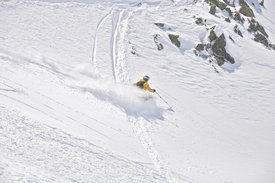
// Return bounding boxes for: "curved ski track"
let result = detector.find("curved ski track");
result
[92,9,113,75]
[92,8,131,83]
[111,9,131,84]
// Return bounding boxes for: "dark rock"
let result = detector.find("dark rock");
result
[229,36,235,43]
[154,23,164,29]
[168,34,181,48]
[223,0,235,7]
[157,43,164,50]
[225,17,231,23]
[234,12,244,23]
[212,34,235,64]
[217,1,227,10]
[248,18,268,37]
[226,54,235,64]
[260,0,264,7]
[239,0,255,17]
[213,34,226,50]
[225,53,235,64]
[254,33,269,47]
[209,5,216,15]
[234,12,241,21]
[234,25,243,37]
[222,0,234,7]
[195,17,204,25]
[222,0,229,5]
[195,43,205,51]
[206,43,212,50]
[153,34,164,50]
[131,46,136,55]
[215,56,226,66]
[234,11,244,23]
[205,0,227,10]
[209,30,217,42]
[225,7,233,16]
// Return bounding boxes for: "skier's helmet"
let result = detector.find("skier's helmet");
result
[143,75,150,81]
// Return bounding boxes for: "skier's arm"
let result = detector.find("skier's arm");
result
[144,83,155,92]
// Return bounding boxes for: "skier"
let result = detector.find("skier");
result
[133,75,156,93]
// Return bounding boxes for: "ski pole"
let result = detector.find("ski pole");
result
[155,91,173,110]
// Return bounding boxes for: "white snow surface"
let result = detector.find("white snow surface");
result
[0,0,275,183]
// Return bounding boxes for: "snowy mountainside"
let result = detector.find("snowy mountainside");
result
[0,0,275,183]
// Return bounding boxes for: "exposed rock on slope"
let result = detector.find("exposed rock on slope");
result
[168,34,181,48]
[212,34,235,65]
[153,34,164,51]
[239,0,255,17]
[195,29,234,66]
[152,0,274,69]
[194,0,275,67]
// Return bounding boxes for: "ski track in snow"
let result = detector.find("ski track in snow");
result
[114,9,133,84]
[0,107,166,183]
[128,117,177,183]
[92,8,131,83]
[92,9,114,75]
[111,9,123,82]
[111,9,131,84]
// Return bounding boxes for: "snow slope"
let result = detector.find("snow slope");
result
[0,0,275,183]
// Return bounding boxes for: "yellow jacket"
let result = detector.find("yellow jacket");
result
[133,79,155,93]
